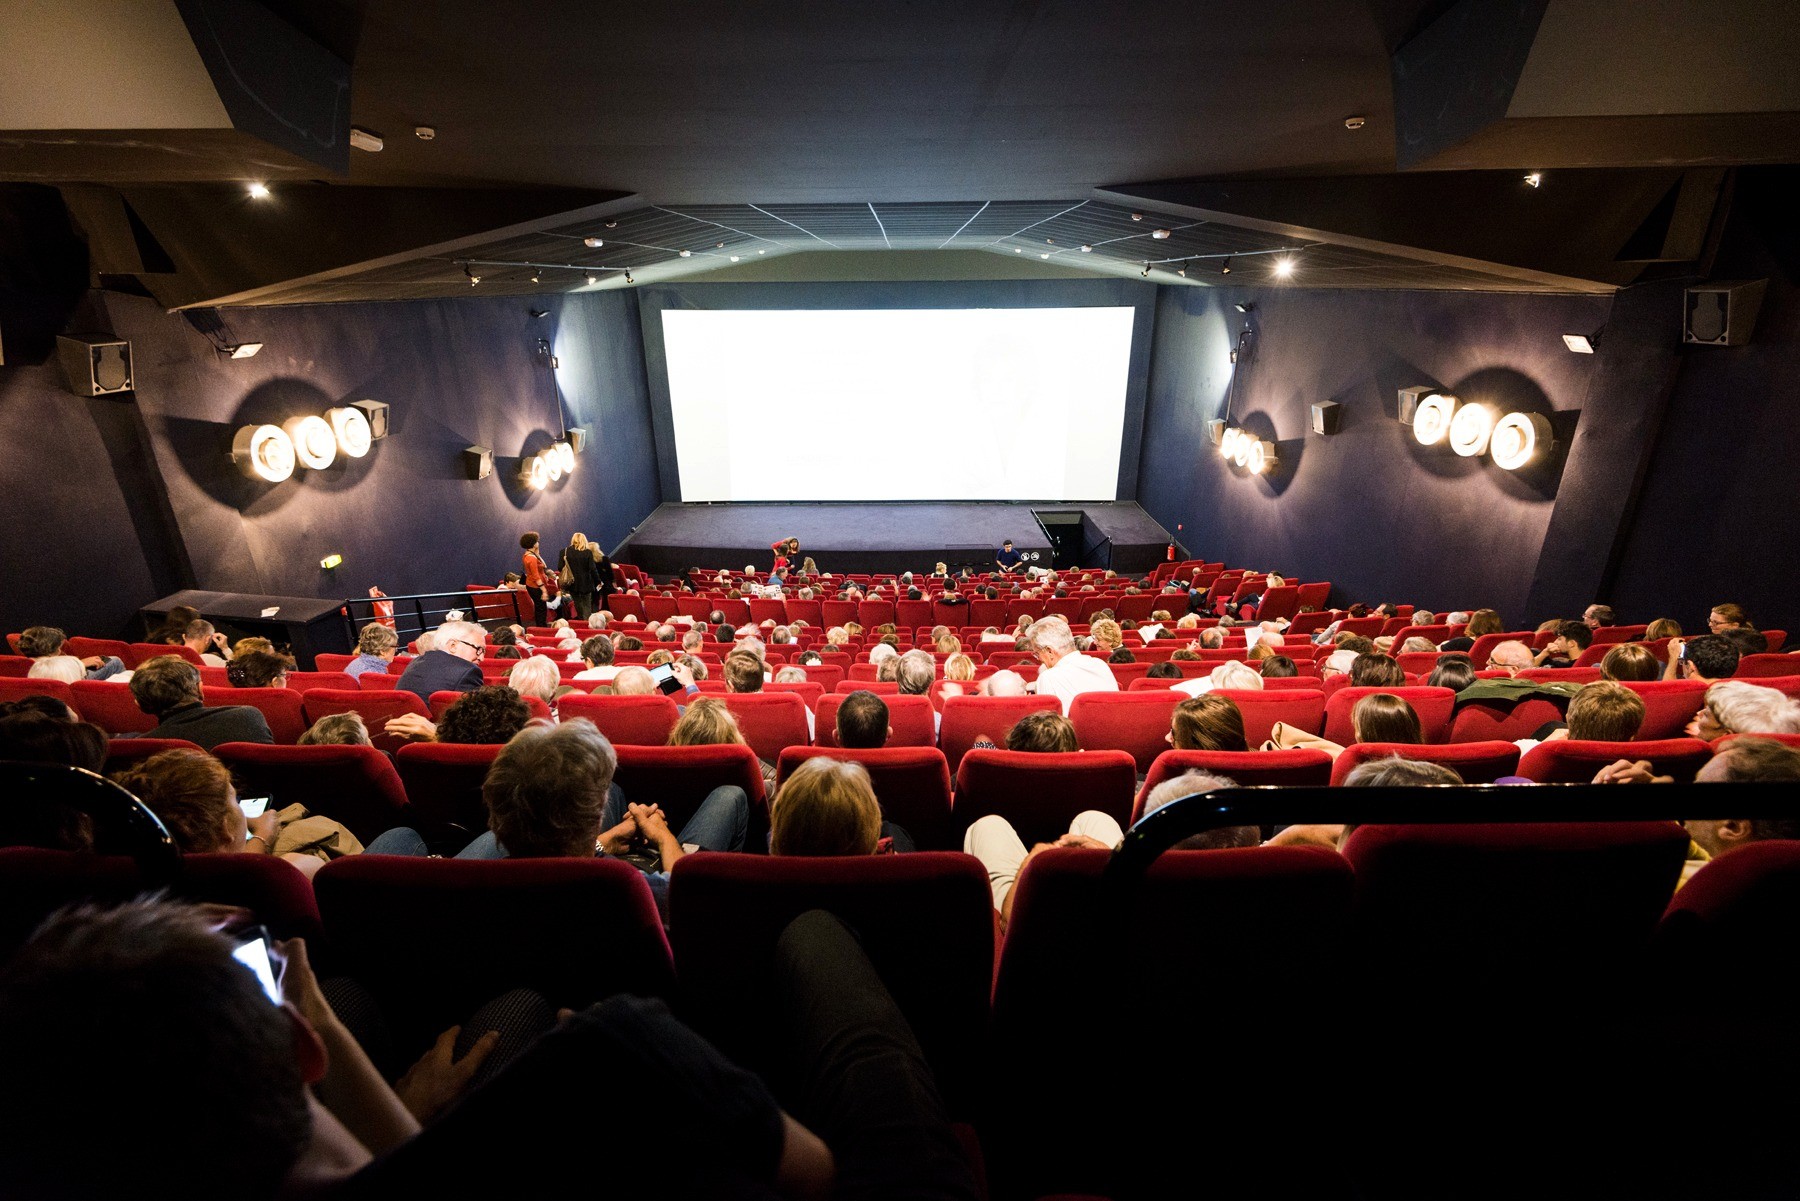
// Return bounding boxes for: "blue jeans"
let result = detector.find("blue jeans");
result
[452,783,750,860]
[84,657,126,682]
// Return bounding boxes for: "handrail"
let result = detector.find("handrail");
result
[340,587,526,647]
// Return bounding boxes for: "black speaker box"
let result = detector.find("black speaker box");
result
[1397,385,1433,424]
[1684,280,1766,346]
[463,445,493,480]
[57,334,133,395]
[1311,401,1342,435]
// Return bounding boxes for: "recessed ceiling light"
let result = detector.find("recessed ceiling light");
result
[730,255,740,262]
[757,249,765,254]
[1152,229,1171,240]
[1080,245,1092,252]
[1177,264,1187,276]
[1220,258,1232,274]
[584,236,603,247]
[1014,247,1022,253]
[1045,238,1055,244]
[679,249,691,257]
[1344,115,1366,130]
[349,127,383,152]
[1131,212,1144,222]
[1040,252,1050,258]
[414,125,436,140]
[586,273,598,286]
[604,221,618,228]
[247,182,270,199]
[1272,257,1295,279]
[529,270,540,283]
[1524,172,1543,188]
[716,242,725,249]
[624,271,634,284]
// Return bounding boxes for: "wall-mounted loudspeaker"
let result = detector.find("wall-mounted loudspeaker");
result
[1311,401,1342,435]
[1683,280,1767,346]
[568,426,589,454]
[1206,418,1227,445]
[351,399,390,440]
[1397,385,1433,425]
[57,335,133,395]
[463,445,493,480]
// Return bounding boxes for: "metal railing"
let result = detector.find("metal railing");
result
[340,587,527,648]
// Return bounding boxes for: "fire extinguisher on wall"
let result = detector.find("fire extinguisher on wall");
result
[1167,523,1181,561]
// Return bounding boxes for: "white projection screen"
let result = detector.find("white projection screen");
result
[662,307,1136,501]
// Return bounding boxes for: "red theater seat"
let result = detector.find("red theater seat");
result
[285,670,358,692]
[719,693,811,763]
[1068,691,1182,772]
[1448,695,1570,743]
[775,746,956,850]
[936,695,1061,772]
[300,689,431,755]
[1516,737,1712,783]
[202,686,307,743]
[952,748,1136,845]
[556,693,681,745]
[1735,653,1800,678]
[1328,740,1521,786]
[393,742,503,840]
[126,643,203,667]
[610,744,767,837]
[1210,688,1327,745]
[68,680,154,734]
[1324,686,1456,744]
[1620,680,1709,740]
[103,737,204,772]
[212,742,412,844]
[427,690,551,723]
[814,693,935,748]
[1130,749,1333,821]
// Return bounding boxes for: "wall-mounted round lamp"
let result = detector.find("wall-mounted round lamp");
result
[1246,439,1276,474]
[552,439,575,476]
[1231,430,1255,468]
[1448,402,1496,457]
[326,406,373,458]
[1490,412,1553,470]
[232,424,296,482]
[283,415,338,470]
[1411,393,1460,446]
[520,454,550,490]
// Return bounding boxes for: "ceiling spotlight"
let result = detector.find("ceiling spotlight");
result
[1562,331,1600,354]
[1448,402,1497,457]
[715,242,725,249]
[586,273,598,286]
[1220,258,1232,275]
[1412,393,1460,446]
[463,263,480,286]
[543,447,564,484]
[1232,431,1254,469]
[584,236,604,247]
[1177,263,1187,277]
[1247,439,1276,474]
[414,125,436,140]
[1152,229,1172,240]
[520,454,549,491]
[604,221,618,228]
[1131,212,1144,222]
[624,271,634,284]
[1344,115,1367,130]
[320,553,344,570]
[283,415,338,470]
[1524,172,1543,188]
[1080,244,1093,252]
[1040,252,1050,259]
[1014,247,1023,253]
[326,406,374,458]
[1491,412,1552,470]
[1140,263,1151,277]
[529,270,540,283]
[1272,257,1295,279]
[220,342,263,359]
[730,255,740,262]
[247,182,271,199]
[1045,238,1055,245]
[679,249,692,258]
[232,424,295,482]
[757,249,765,254]
[349,126,384,153]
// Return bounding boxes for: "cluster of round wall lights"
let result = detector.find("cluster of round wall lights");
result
[232,402,386,482]
[520,440,577,490]
[1218,426,1277,474]
[1410,393,1552,470]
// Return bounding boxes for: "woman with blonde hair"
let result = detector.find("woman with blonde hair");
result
[934,633,962,656]
[1091,619,1123,654]
[944,653,976,682]
[563,532,601,621]
[770,757,892,856]
[1174,658,1262,698]
[669,697,777,792]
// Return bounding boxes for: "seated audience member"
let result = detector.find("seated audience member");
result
[669,697,777,792]
[297,711,371,746]
[182,620,235,666]
[964,800,1124,928]
[1145,661,1183,681]
[234,635,276,658]
[27,655,84,683]
[1441,609,1502,653]
[1350,653,1406,688]
[1400,636,1439,655]
[144,604,203,646]
[1345,758,1462,787]
[611,666,660,697]
[725,649,766,693]
[1108,646,1136,664]
[933,633,962,656]
[507,656,561,713]
[1583,604,1617,630]
[346,623,399,679]
[1334,634,1376,656]
[574,634,618,682]
[1138,771,1260,848]
[1266,692,1421,758]
[1521,681,1645,751]
[868,642,899,669]
[1645,617,1682,640]
[1168,693,1249,752]
[1600,643,1661,682]
[1487,640,1535,675]
[231,650,293,689]
[646,649,674,669]
[1197,628,1227,651]
[770,757,912,855]
[1005,710,1079,754]
[1260,655,1298,678]
[0,700,109,850]
[1174,659,1262,698]
[394,620,485,703]
[1687,680,1800,740]
[772,665,808,685]
[112,748,359,879]
[835,690,890,750]
[1029,618,1117,713]
[896,650,935,698]
[681,627,706,654]
[875,658,900,683]
[982,669,1029,698]
[128,656,272,750]
[1319,648,1358,679]
[385,685,532,745]
[18,625,125,681]
[1674,738,1800,879]
[1664,633,1741,683]
[796,650,823,668]
[1091,619,1124,655]
[486,627,522,661]
[943,653,976,683]
[1708,603,1752,634]
[1426,654,1477,693]
[1721,627,1772,662]
[1534,620,1593,669]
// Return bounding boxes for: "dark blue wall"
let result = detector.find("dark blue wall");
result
[1138,284,1614,625]
[0,288,659,638]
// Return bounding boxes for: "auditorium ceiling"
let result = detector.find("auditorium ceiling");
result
[1,0,1795,307]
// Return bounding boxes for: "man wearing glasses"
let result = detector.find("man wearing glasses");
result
[395,619,487,703]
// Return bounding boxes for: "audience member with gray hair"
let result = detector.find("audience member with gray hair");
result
[507,656,561,709]
[1486,640,1534,674]
[347,623,399,679]
[1028,617,1117,714]
[395,620,485,703]
[1688,680,1800,740]
[1141,771,1261,849]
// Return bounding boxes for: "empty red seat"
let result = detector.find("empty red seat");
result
[126,643,203,668]
[62,637,132,663]
[952,748,1137,845]
[1590,624,1648,644]
[285,670,358,692]
[1210,688,1327,745]
[213,741,412,843]
[393,742,503,840]
[610,743,768,838]
[1130,748,1333,821]
[102,737,204,772]
[1323,686,1456,744]
[717,693,810,763]
[68,680,154,734]
[356,673,401,690]
[300,688,431,755]
[1517,737,1711,783]
[202,686,307,743]
[1328,740,1521,786]
[775,746,956,850]
[0,677,76,710]
[936,695,1061,772]
[764,680,824,711]
[0,655,31,678]
[814,692,935,748]
[315,855,672,1057]
[858,599,896,627]
[1068,691,1182,772]
[1735,653,1800,679]
[747,598,788,624]
[1620,680,1709,740]
[667,851,993,1116]
[556,693,681,745]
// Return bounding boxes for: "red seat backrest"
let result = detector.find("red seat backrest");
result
[952,748,1137,845]
[1131,748,1333,821]
[1210,688,1327,745]
[202,686,307,743]
[212,741,412,844]
[1590,624,1648,645]
[935,694,1061,773]
[393,742,503,841]
[67,680,154,734]
[1619,680,1710,740]
[300,689,431,755]
[357,673,400,690]
[127,643,203,668]
[858,600,896,627]
[426,690,550,723]
[286,670,357,692]
[774,746,956,850]
[610,743,767,836]
[314,855,671,1055]
[667,851,993,1117]
[720,693,811,764]
[1328,740,1522,786]
[556,693,681,746]
[813,693,935,748]
[1735,653,1800,679]
[1324,686,1457,744]
[1517,737,1712,783]
[1067,691,1182,772]
[1465,632,1538,669]
[101,737,205,772]
[794,663,844,691]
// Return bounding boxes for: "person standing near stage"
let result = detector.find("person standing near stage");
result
[996,539,1023,574]
[564,533,601,621]
[771,537,799,574]
[521,532,553,626]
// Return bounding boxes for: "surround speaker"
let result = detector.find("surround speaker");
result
[1310,401,1342,435]
[1683,280,1766,346]
[1206,418,1227,444]
[462,445,493,480]
[57,335,133,395]
[1397,385,1434,424]
[351,399,390,440]
[568,426,589,454]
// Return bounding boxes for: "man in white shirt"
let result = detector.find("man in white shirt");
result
[1028,618,1117,714]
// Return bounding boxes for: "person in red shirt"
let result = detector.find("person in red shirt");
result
[770,537,799,574]
[520,531,552,625]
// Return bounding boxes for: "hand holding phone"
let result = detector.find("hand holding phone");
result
[231,926,284,1005]
[649,663,684,695]
[238,796,270,820]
